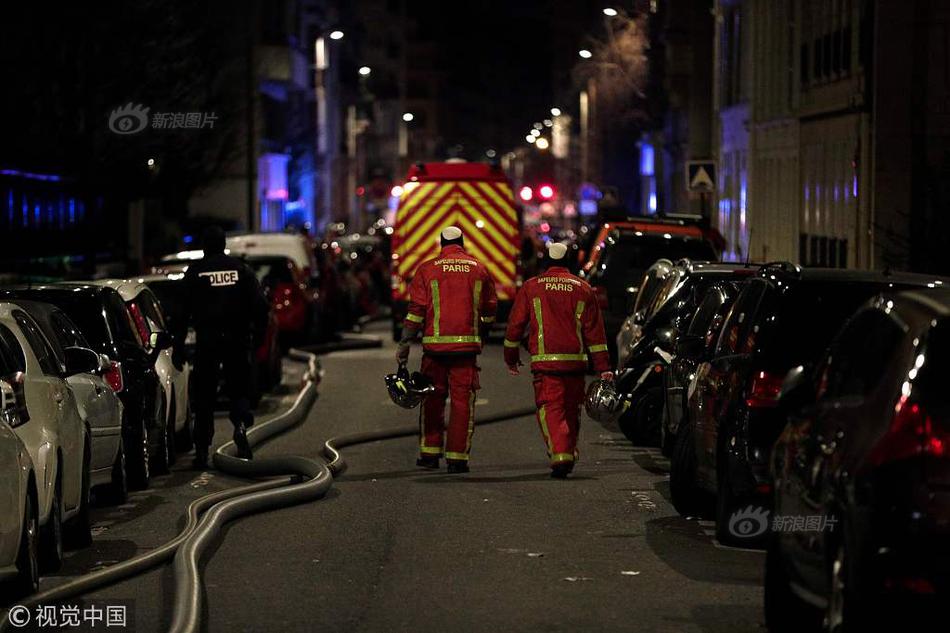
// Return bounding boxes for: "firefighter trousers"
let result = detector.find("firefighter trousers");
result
[419,354,479,462]
[532,372,586,466]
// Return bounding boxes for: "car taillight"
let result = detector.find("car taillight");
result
[745,371,784,408]
[595,286,609,310]
[104,360,124,393]
[128,303,150,346]
[869,398,948,466]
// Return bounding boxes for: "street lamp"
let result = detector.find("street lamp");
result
[530,129,541,138]
[358,66,372,76]
[603,7,618,16]
[536,137,550,150]
[578,49,593,59]
[402,112,414,122]
[329,30,344,40]
[526,135,536,144]
[550,107,562,117]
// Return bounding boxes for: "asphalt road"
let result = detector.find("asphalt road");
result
[16,324,765,632]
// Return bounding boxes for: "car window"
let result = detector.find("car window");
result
[137,289,168,332]
[687,287,725,338]
[13,310,62,375]
[819,310,905,401]
[715,280,765,356]
[0,324,26,376]
[50,310,90,349]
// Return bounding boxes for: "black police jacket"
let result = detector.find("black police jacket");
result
[174,252,269,348]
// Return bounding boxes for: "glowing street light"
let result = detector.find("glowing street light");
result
[538,184,555,199]
[358,66,372,76]
[543,119,553,127]
[402,112,414,122]
[550,107,561,116]
[530,129,541,137]
[603,7,618,17]
[526,135,536,144]
[519,186,533,202]
[578,49,593,59]
[535,137,550,150]
[329,30,344,40]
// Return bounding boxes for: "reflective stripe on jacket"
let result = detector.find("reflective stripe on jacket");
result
[404,245,498,354]
[503,266,610,373]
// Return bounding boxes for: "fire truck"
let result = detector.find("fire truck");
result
[390,161,521,340]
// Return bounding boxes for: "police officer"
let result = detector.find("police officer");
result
[396,226,497,473]
[173,226,269,468]
[504,242,612,478]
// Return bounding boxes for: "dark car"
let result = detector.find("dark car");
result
[244,254,318,346]
[0,285,166,490]
[764,287,950,631]
[613,261,756,449]
[580,220,722,361]
[674,265,945,546]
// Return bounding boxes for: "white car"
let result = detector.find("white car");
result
[226,232,317,280]
[15,300,126,503]
[0,378,39,598]
[89,280,192,463]
[0,303,91,571]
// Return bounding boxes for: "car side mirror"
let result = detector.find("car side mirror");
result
[625,286,639,314]
[149,331,172,351]
[1,373,29,427]
[655,327,678,353]
[778,365,816,412]
[64,346,102,376]
[97,353,112,374]
[674,334,704,358]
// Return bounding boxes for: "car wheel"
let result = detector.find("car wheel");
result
[2,490,40,599]
[39,477,64,572]
[714,465,759,547]
[150,395,170,475]
[126,415,151,491]
[618,386,663,446]
[764,537,821,632]
[660,402,675,457]
[64,444,92,549]
[670,417,708,517]
[102,437,128,504]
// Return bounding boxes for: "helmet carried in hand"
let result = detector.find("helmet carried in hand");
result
[584,378,630,423]
[385,363,435,409]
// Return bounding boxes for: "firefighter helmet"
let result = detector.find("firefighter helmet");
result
[385,363,435,409]
[584,378,630,423]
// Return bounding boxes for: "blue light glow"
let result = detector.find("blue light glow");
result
[640,143,655,176]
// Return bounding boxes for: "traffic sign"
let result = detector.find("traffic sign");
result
[686,161,717,193]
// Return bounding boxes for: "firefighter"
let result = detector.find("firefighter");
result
[396,226,497,473]
[172,226,269,468]
[504,242,612,478]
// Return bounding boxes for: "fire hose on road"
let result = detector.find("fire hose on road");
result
[2,341,536,633]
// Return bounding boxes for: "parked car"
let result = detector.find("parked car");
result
[89,279,192,459]
[765,286,950,632]
[0,302,91,570]
[0,377,39,599]
[225,232,318,282]
[665,279,745,480]
[12,300,126,503]
[676,265,945,546]
[615,258,674,367]
[579,218,723,360]
[0,285,167,490]
[143,273,282,400]
[614,262,757,450]
[244,254,318,346]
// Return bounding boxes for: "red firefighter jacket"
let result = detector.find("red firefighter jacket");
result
[504,266,610,373]
[404,245,498,354]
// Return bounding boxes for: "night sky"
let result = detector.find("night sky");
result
[413,0,604,156]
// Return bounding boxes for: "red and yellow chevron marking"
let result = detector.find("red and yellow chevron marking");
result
[392,180,519,302]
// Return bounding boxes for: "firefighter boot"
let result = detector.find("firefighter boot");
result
[416,455,440,470]
[447,460,470,474]
[550,462,573,479]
